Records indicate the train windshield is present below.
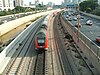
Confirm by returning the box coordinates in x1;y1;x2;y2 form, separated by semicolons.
37;37;45;46
37;31;46;46
38;38;45;43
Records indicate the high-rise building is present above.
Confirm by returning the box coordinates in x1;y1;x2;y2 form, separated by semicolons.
0;0;14;11
0;0;4;10
47;2;54;7
98;0;100;5
72;0;86;4
72;0;78;4
64;0;71;5
41;2;43;6
9;0;14;8
35;0;39;6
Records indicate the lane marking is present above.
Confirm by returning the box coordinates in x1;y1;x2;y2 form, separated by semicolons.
89;26;92;28
90;31;93;34
95;26;99;28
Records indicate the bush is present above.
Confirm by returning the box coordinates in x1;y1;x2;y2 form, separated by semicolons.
86;8;91;13
92;6;100;16
0;11;6;16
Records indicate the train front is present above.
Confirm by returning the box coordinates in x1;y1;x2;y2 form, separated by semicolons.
34;29;48;51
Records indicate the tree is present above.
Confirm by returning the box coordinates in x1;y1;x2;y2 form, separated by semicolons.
13;6;25;13
86;7;91;13
24;7;33;12
92;6;100;16
0;11;6;16
80;0;98;12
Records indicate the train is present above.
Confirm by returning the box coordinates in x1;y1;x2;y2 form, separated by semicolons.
34;16;49;51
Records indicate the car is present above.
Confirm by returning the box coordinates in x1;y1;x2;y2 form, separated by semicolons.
3;20;7;23
73;18;77;21
86;20;93;25
77;15;84;19
68;17;72;21
80;16;84;19
66;15;69;18
96;37;100;43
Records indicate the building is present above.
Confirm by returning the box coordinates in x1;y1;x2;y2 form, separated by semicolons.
72;0;85;4
64;0;77;9
41;2;43;6
98;0;100;5
28;2;35;8
0;0;37;11
72;0;78;4
0;0;14;11
35;0;39;6
47;2;54;7
64;0;71;6
15;0;23;6
0;0;3;10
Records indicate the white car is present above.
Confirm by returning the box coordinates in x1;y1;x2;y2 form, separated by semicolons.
86;20;93;25
80;16;84;19
66;15;69;18
73;18;77;21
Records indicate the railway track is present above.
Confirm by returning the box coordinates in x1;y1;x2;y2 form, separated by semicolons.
2;17;45;75
54;15;77;75
53;14;100;75
47;14;64;75
48;16;56;75
33;52;45;75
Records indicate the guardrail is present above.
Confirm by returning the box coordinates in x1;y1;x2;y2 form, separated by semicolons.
81;12;100;20
0;17;44;74
79;29;100;58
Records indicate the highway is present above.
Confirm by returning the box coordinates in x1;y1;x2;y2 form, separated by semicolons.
0;11;43;25
63;12;100;46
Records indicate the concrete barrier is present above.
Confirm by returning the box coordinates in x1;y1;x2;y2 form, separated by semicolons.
81;12;100;20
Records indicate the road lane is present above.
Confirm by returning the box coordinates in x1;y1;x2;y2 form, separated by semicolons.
63;13;100;46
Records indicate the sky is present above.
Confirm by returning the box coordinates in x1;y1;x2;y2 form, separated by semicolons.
24;0;64;5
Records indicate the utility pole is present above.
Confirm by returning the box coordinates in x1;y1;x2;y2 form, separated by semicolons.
77;0;80;42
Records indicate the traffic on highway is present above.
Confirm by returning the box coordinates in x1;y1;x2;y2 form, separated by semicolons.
63;10;100;46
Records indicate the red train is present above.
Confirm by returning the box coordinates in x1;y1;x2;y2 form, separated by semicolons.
34;29;48;51
34;16;50;51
